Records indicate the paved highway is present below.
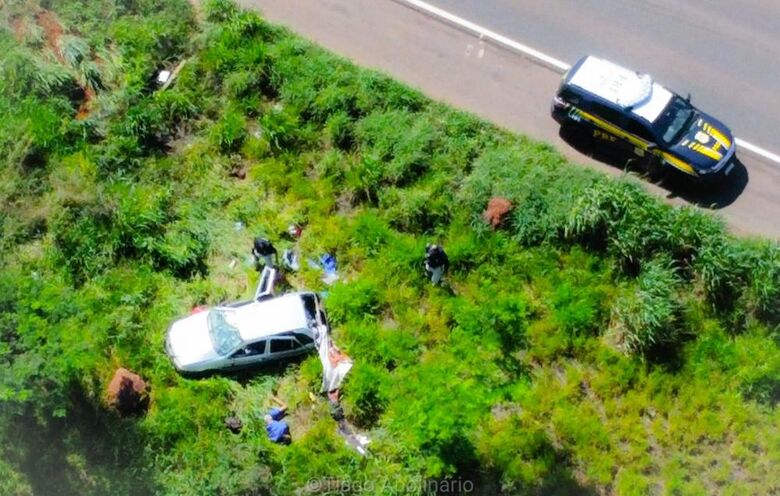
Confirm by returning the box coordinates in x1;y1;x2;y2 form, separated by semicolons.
238;0;780;238
428;0;780;152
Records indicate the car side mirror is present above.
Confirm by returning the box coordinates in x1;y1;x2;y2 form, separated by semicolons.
686;93;691;103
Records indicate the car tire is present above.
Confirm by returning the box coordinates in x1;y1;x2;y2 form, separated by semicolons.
642;154;664;179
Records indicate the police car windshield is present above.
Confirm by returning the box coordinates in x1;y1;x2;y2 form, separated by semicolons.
655;96;695;145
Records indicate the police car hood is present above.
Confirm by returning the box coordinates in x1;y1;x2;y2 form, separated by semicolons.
669;113;734;172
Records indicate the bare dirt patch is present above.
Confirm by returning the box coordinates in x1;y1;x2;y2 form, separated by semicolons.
35;9;64;62
10;15;26;42
75;86;95;120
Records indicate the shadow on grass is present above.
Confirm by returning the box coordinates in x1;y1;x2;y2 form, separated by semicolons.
559;127;749;209
465;448;599;496
6;383;156;496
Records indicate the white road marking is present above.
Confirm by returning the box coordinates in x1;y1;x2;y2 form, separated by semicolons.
395;0;780;166
735;138;780;164
397;0;570;71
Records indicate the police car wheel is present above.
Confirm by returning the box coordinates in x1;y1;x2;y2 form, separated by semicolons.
642;155;664;179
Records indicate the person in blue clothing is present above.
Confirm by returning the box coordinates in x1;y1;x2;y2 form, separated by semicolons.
264;396;291;445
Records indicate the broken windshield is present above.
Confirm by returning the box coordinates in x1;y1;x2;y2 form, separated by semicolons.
208;309;243;355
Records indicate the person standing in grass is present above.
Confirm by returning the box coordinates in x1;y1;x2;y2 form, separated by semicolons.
252;236;278;269
424;243;449;285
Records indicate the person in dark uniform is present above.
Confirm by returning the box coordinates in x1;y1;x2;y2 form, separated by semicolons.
252;237;278;268
424;243;449;285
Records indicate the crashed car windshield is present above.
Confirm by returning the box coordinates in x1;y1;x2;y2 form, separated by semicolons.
656;96;695;145
208;309;242;355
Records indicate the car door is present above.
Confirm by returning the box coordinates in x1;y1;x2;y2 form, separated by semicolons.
268;336;304;362
625;117;658;158
590;102;631;152
228;339;268;368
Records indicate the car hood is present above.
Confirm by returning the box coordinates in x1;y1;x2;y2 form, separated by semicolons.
166;310;219;367
669;114;734;173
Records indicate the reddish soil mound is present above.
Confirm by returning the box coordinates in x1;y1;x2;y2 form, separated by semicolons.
75;86;95;120
10;16;26;42
106;368;149;416
482;197;513;228
35;10;64;62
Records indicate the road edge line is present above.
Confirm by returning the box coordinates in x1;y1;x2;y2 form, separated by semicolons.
394;0;780;166
393;0;570;72
735;138;780;165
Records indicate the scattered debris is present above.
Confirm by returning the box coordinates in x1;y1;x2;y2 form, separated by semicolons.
307;254;339;285
224;415;243;434
282;249;300;271
156;59;187;90
156;70;172;86
314;337;370;455
318;335;352;395
106;368;149;416
482;197;513;228
254;266;277;301
287;223;302;239
339;426;370;456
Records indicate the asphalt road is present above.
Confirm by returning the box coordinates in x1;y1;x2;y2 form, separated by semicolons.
237;0;780;238
429;0;780;152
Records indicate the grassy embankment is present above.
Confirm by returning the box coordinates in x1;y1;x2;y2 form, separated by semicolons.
0;0;778;494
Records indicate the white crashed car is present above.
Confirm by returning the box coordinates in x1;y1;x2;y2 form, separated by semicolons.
165;269;328;374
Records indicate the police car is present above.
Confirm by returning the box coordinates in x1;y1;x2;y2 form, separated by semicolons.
551;56;736;180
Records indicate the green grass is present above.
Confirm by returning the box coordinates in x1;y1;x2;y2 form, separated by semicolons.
0;0;778;494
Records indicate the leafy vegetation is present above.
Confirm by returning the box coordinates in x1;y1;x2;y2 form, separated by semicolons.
0;0;778;494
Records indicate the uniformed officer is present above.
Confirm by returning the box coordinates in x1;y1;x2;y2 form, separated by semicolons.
252;237;278;268
424;244;449;285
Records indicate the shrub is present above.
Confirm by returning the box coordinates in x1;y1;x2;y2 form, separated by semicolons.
610;256;683;356
355;109;438;186
325;278;382;325
342;362;389;427
258;105;306;153
209;106;246;153
324;111;354;151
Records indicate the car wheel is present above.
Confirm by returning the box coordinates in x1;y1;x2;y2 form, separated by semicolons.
642;155;664;179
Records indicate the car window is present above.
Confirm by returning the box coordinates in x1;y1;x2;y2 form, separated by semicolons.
302;294;317;322
270;338;297;353
626;119;654;142
230;340;266;358
653;96;695;145
294;332;314;345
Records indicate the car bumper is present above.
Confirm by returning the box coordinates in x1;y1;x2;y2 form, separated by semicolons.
696;143;737;182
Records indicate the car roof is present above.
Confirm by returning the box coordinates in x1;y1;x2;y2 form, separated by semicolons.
220;292;310;341
566;55;673;123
